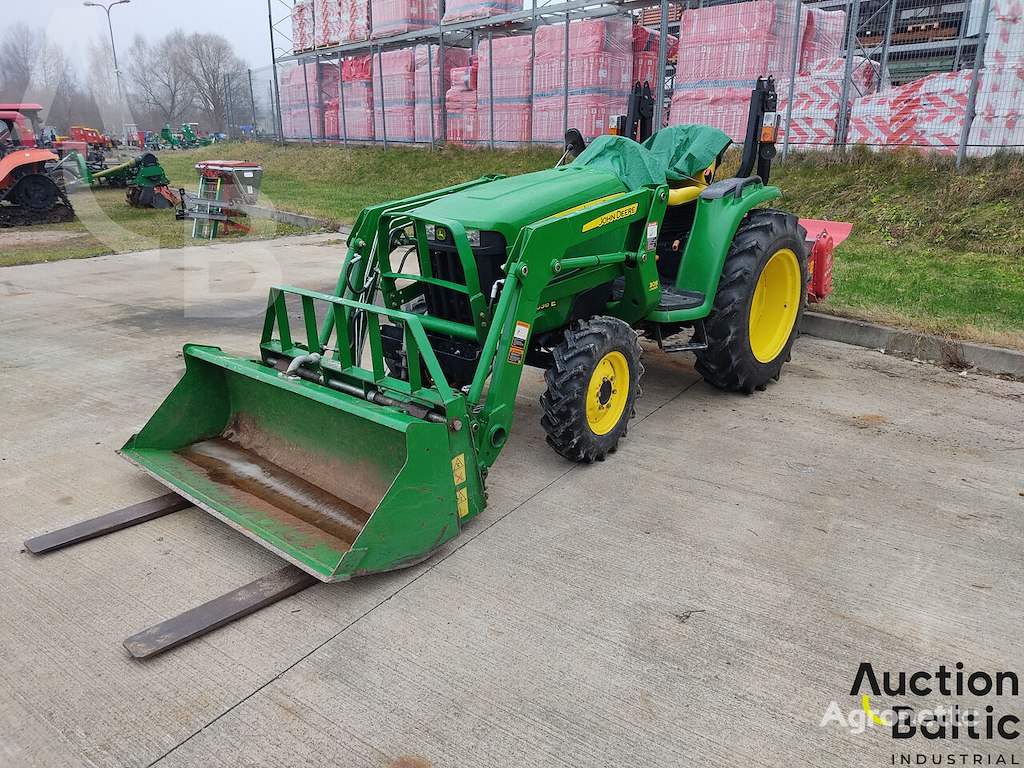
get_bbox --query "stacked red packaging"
[372,49,416,141]
[371,0,438,38]
[340,55,375,140]
[675,0,801,82]
[339,0,370,43]
[778,57,879,146]
[414,45,471,143]
[531,17,633,141]
[848,71,972,152]
[446,61,479,144]
[442,0,518,24]
[799,8,846,73]
[971,0,1024,155]
[477,35,533,144]
[670,0,799,141]
[670,85,752,140]
[984,0,1024,68]
[632,26,678,88]
[314,0,342,47]
[280,63,338,139]
[292,0,314,52]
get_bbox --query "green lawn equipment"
[28,78,843,657]
[64,151,180,208]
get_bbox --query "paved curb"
[802,312,1024,378]
[237,204,339,231]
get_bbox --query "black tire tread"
[540,315,643,463]
[694,209,808,394]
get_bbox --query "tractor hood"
[410,165,627,247]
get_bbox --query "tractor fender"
[0,148,59,188]
[671,182,782,315]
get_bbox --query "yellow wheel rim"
[586,351,629,436]
[749,248,801,364]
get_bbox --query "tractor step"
[24,493,193,554]
[123,565,317,659]
[611,277,704,311]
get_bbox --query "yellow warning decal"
[582,203,639,233]
[452,453,466,486]
[507,320,530,365]
[456,487,470,518]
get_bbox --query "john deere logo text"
[437,228,447,240]
[582,203,639,233]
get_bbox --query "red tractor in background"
[0,103,75,227]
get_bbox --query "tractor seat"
[611,277,704,311]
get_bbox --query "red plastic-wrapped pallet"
[325,98,340,138]
[477,35,533,144]
[292,0,314,52]
[776,57,880,146]
[340,55,374,140]
[847,71,972,153]
[283,106,325,139]
[372,49,416,141]
[442,0,518,23]
[675,0,801,84]
[799,9,846,74]
[669,84,751,141]
[532,17,633,142]
[971,65,1022,155]
[339,0,370,43]
[446,87,478,144]
[533,96,622,141]
[314,0,342,47]
[632,26,678,87]
[371,0,438,38]
[414,45,471,143]
[985,0,1024,67]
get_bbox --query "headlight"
[466,229,481,247]
[425,224,435,240]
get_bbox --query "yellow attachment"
[666,162,717,206]
[667,185,704,206]
[586,351,629,436]
[748,248,801,363]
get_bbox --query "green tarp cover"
[642,125,732,182]
[572,135,667,191]
[572,126,733,190]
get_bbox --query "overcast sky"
[8,0,278,71]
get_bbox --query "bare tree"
[0,23,82,132]
[125,32,197,128]
[176,32,248,132]
[86,36,120,129]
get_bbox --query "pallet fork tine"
[24,493,192,554]
[25,494,317,658]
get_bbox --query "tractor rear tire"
[541,316,643,463]
[695,210,808,394]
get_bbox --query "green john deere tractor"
[111,77,808,585]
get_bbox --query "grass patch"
[158,142,560,223]
[0,175,302,269]
[4,140,1023,347]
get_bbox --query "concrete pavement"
[1,234,1022,768]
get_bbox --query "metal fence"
[252,0,1024,160]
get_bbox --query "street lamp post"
[84,0,131,148]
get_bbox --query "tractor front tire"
[541,316,643,463]
[695,210,808,394]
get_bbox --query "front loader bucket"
[120,345,468,582]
